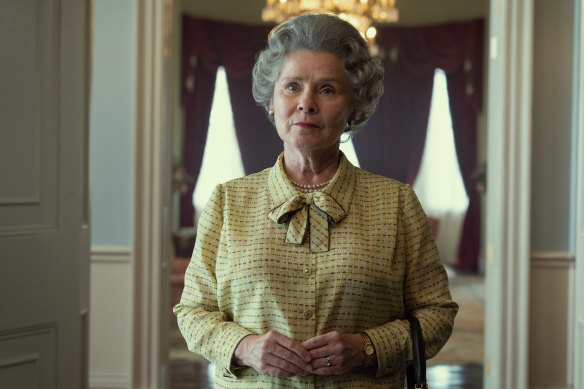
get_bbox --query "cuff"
[214,325,254,379]
[365,321,410,378]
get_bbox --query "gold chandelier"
[261,0,398,46]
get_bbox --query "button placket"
[299,254,316,323]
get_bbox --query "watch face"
[365,344,375,356]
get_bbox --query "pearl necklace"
[289,178,331,194]
[288,178,331,189]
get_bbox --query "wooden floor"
[170,359,483,389]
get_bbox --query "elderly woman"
[174,13,458,388]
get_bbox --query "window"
[413,69,469,264]
[193,68,245,215]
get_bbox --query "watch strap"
[359,332,376,367]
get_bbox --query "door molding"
[484,0,533,388]
[573,1,584,387]
[133,1,173,388]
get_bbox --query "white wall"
[90,0,136,247]
[529,0,577,387]
[531,0,575,251]
[89,1,136,388]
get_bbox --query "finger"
[258,362,296,378]
[262,331,312,374]
[302,335,333,361]
[310,355,351,376]
[309,356,338,375]
[259,361,300,377]
[271,332,312,364]
[312,355,334,369]
[270,342,313,374]
[302,333,330,350]
[303,332,344,360]
[260,346,312,376]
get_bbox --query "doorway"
[152,1,536,389]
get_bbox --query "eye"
[321,86,335,95]
[286,83,298,91]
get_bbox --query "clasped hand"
[232,330,365,378]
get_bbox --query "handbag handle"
[406,315,428,389]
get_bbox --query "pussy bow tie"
[269,192,347,253]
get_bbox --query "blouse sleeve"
[173,185,253,379]
[365,183,459,378]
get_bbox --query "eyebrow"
[278,77,344,84]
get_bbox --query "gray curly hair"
[252,13,384,132]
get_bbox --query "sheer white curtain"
[413,69,469,265]
[193,68,245,219]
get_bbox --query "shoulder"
[351,167,423,214]
[199,168,271,223]
[353,167,410,196]
[221,168,270,195]
[205,168,271,213]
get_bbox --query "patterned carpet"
[429,268,484,366]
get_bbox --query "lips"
[293,121,319,128]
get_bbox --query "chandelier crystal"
[261,0,398,49]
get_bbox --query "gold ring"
[325,356,332,367]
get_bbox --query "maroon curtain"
[180,16,280,227]
[352,62,434,183]
[353,20,484,270]
[446,21,483,271]
[180,16,218,228]
[227,75,282,175]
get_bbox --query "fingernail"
[306,364,313,372]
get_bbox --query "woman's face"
[271,50,354,155]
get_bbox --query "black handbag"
[406,315,428,389]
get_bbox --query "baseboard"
[89,372,131,389]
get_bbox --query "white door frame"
[484,0,533,388]
[131,1,539,388]
[573,1,584,387]
[133,1,174,388]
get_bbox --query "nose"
[297,91,317,114]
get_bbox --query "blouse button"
[303,309,313,319]
[303,267,312,276]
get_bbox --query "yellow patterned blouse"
[174,153,458,388]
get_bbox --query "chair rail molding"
[90,245,133,264]
[530,251,576,266]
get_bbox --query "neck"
[283,146,340,185]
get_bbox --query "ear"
[269,99,274,111]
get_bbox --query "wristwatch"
[359,332,376,367]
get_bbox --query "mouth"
[293,122,319,129]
